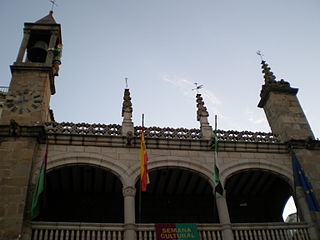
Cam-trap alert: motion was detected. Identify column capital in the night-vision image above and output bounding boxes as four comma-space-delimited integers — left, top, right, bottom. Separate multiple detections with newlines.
123, 186, 136, 197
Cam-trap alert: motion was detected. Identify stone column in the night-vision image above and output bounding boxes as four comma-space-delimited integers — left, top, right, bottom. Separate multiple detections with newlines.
45, 31, 58, 65
123, 186, 136, 240
215, 193, 234, 240
295, 187, 320, 240
16, 29, 31, 63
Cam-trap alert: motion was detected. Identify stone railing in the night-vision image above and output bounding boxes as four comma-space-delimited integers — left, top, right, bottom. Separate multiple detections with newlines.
31, 222, 124, 240
0, 86, 9, 93
44, 122, 279, 143
232, 222, 310, 240
215, 130, 279, 143
134, 126, 201, 140
31, 222, 309, 240
44, 122, 122, 136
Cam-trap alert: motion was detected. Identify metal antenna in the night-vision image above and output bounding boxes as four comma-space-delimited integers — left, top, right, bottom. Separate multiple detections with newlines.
192, 82, 204, 94
256, 50, 265, 61
49, 0, 58, 12
125, 78, 128, 89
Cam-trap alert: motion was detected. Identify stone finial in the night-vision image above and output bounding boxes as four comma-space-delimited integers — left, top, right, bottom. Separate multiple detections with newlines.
258, 60, 297, 108
121, 89, 134, 137
196, 94, 212, 139
122, 89, 133, 118
196, 94, 209, 121
261, 61, 276, 84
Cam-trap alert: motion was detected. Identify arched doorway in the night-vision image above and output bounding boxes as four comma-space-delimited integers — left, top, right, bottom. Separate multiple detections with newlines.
135, 167, 218, 223
225, 169, 292, 223
37, 164, 124, 223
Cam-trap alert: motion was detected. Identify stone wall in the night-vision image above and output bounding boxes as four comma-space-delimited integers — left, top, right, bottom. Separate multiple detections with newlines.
0, 137, 38, 239
263, 92, 314, 142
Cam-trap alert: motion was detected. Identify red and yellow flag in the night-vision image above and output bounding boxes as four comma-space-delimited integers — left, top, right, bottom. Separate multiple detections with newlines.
140, 128, 150, 192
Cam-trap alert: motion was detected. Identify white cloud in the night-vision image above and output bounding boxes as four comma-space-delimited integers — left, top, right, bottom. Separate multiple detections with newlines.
202, 89, 221, 106
161, 75, 272, 132
161, 74, 229, 130
162, 74, 194, 98
162, 74, 221, 111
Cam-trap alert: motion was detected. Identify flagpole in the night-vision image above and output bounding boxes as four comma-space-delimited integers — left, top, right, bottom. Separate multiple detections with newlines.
213, 115, 217, 222
214, 115, 218, 170
291, 150, 299, 222
295, 182, 299, 222
42, 142, 49, 216
139, 114, 144, 223
291, 150, 302, 222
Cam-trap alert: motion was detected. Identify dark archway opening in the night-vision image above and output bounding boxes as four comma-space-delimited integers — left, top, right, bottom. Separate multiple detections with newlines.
37, 164, 123, 223
135, 168, 218, 223
225, 169, 291, 223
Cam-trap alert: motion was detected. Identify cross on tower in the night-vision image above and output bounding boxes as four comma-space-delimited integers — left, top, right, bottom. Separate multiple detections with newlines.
125, 78, 129, 89
192, 82, 203, 94
50, 0, 58, 12
256, 50, 265, 61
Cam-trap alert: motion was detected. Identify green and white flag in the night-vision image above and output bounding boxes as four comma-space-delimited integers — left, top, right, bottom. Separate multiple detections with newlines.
213, 137, 223, 195
213, 116, 223, 195
31, 144, 48, 220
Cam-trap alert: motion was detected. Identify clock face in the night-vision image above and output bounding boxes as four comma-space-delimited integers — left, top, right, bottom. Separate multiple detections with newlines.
4, 88, 42, 114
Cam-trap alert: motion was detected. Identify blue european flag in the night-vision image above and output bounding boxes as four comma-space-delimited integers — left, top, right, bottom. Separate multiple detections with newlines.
292, 152, 320, 212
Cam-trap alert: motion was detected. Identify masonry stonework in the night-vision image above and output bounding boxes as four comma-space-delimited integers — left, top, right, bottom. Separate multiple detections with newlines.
1, 12, 320, 240
262, 92, 314, 142
0, 136, 39, 238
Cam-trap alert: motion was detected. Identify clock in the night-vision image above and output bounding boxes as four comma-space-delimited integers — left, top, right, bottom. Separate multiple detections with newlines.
4, 88, 42, 114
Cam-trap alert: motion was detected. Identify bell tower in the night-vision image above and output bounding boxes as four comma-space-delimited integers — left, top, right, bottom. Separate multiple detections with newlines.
0, 11, 62, 125
0, 12, 62, 240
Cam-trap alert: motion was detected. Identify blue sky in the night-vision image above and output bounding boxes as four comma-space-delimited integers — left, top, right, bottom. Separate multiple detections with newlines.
0, 0, 319, 138
2, 0, 317, 219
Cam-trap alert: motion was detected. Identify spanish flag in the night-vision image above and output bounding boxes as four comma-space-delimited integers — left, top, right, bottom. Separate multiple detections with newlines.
140, 128, 150, 192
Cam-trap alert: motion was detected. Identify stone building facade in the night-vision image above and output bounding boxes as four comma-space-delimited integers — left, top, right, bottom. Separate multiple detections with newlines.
0, 12, 320, 240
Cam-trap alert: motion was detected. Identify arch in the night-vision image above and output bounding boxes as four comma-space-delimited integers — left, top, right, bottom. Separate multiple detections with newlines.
134, 166, 217, 223
47, 152, 132, 186
224, 167, 292, 190
225, 168, 292, 223
38, 164, 124, 223
131, 157, 215, 188
220, 160, 293, 189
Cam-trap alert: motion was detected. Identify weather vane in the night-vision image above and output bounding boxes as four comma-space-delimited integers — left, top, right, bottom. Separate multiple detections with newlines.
256, 50, 265, 61
125, 77, 128, 89
49, 0, 58, 12
192, 82, 203, 94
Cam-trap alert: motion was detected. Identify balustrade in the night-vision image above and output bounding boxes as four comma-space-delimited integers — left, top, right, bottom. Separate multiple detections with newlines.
44, 122, 279, 143
232, 222, 310, 240
31, 222, 310, 240
0, 86, 9, 93
31, 222, 124, 240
